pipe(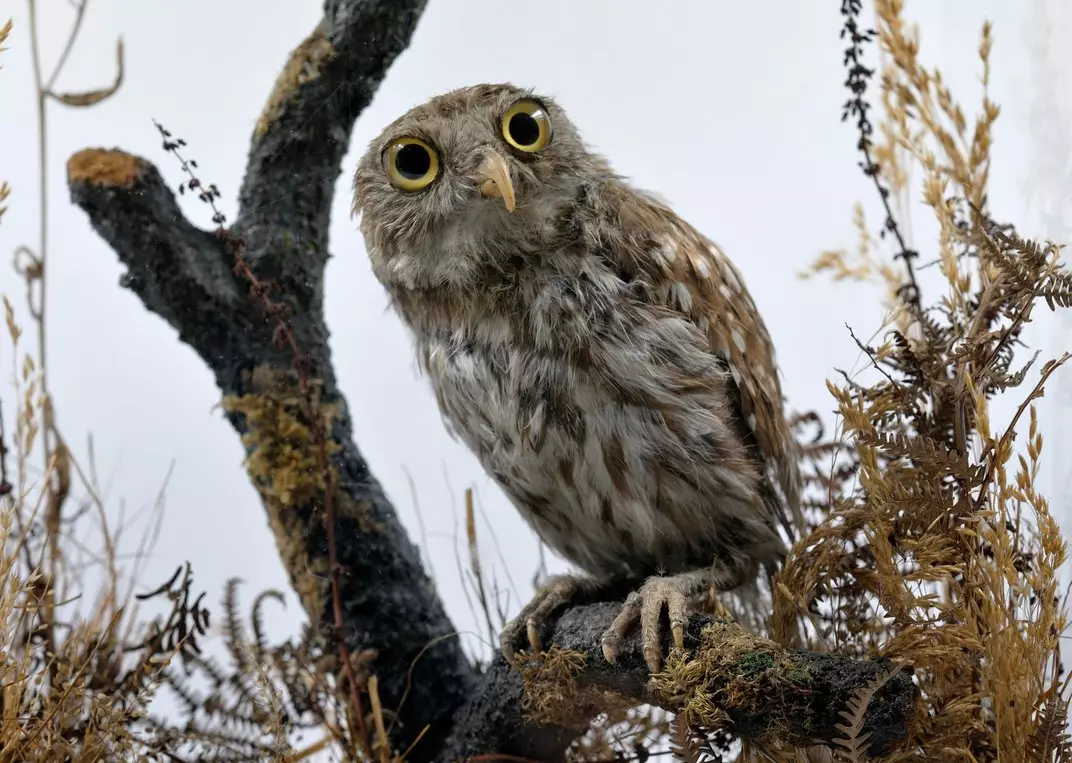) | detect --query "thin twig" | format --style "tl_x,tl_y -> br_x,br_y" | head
44,0 -> 88,92
840,0 -> 922,309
